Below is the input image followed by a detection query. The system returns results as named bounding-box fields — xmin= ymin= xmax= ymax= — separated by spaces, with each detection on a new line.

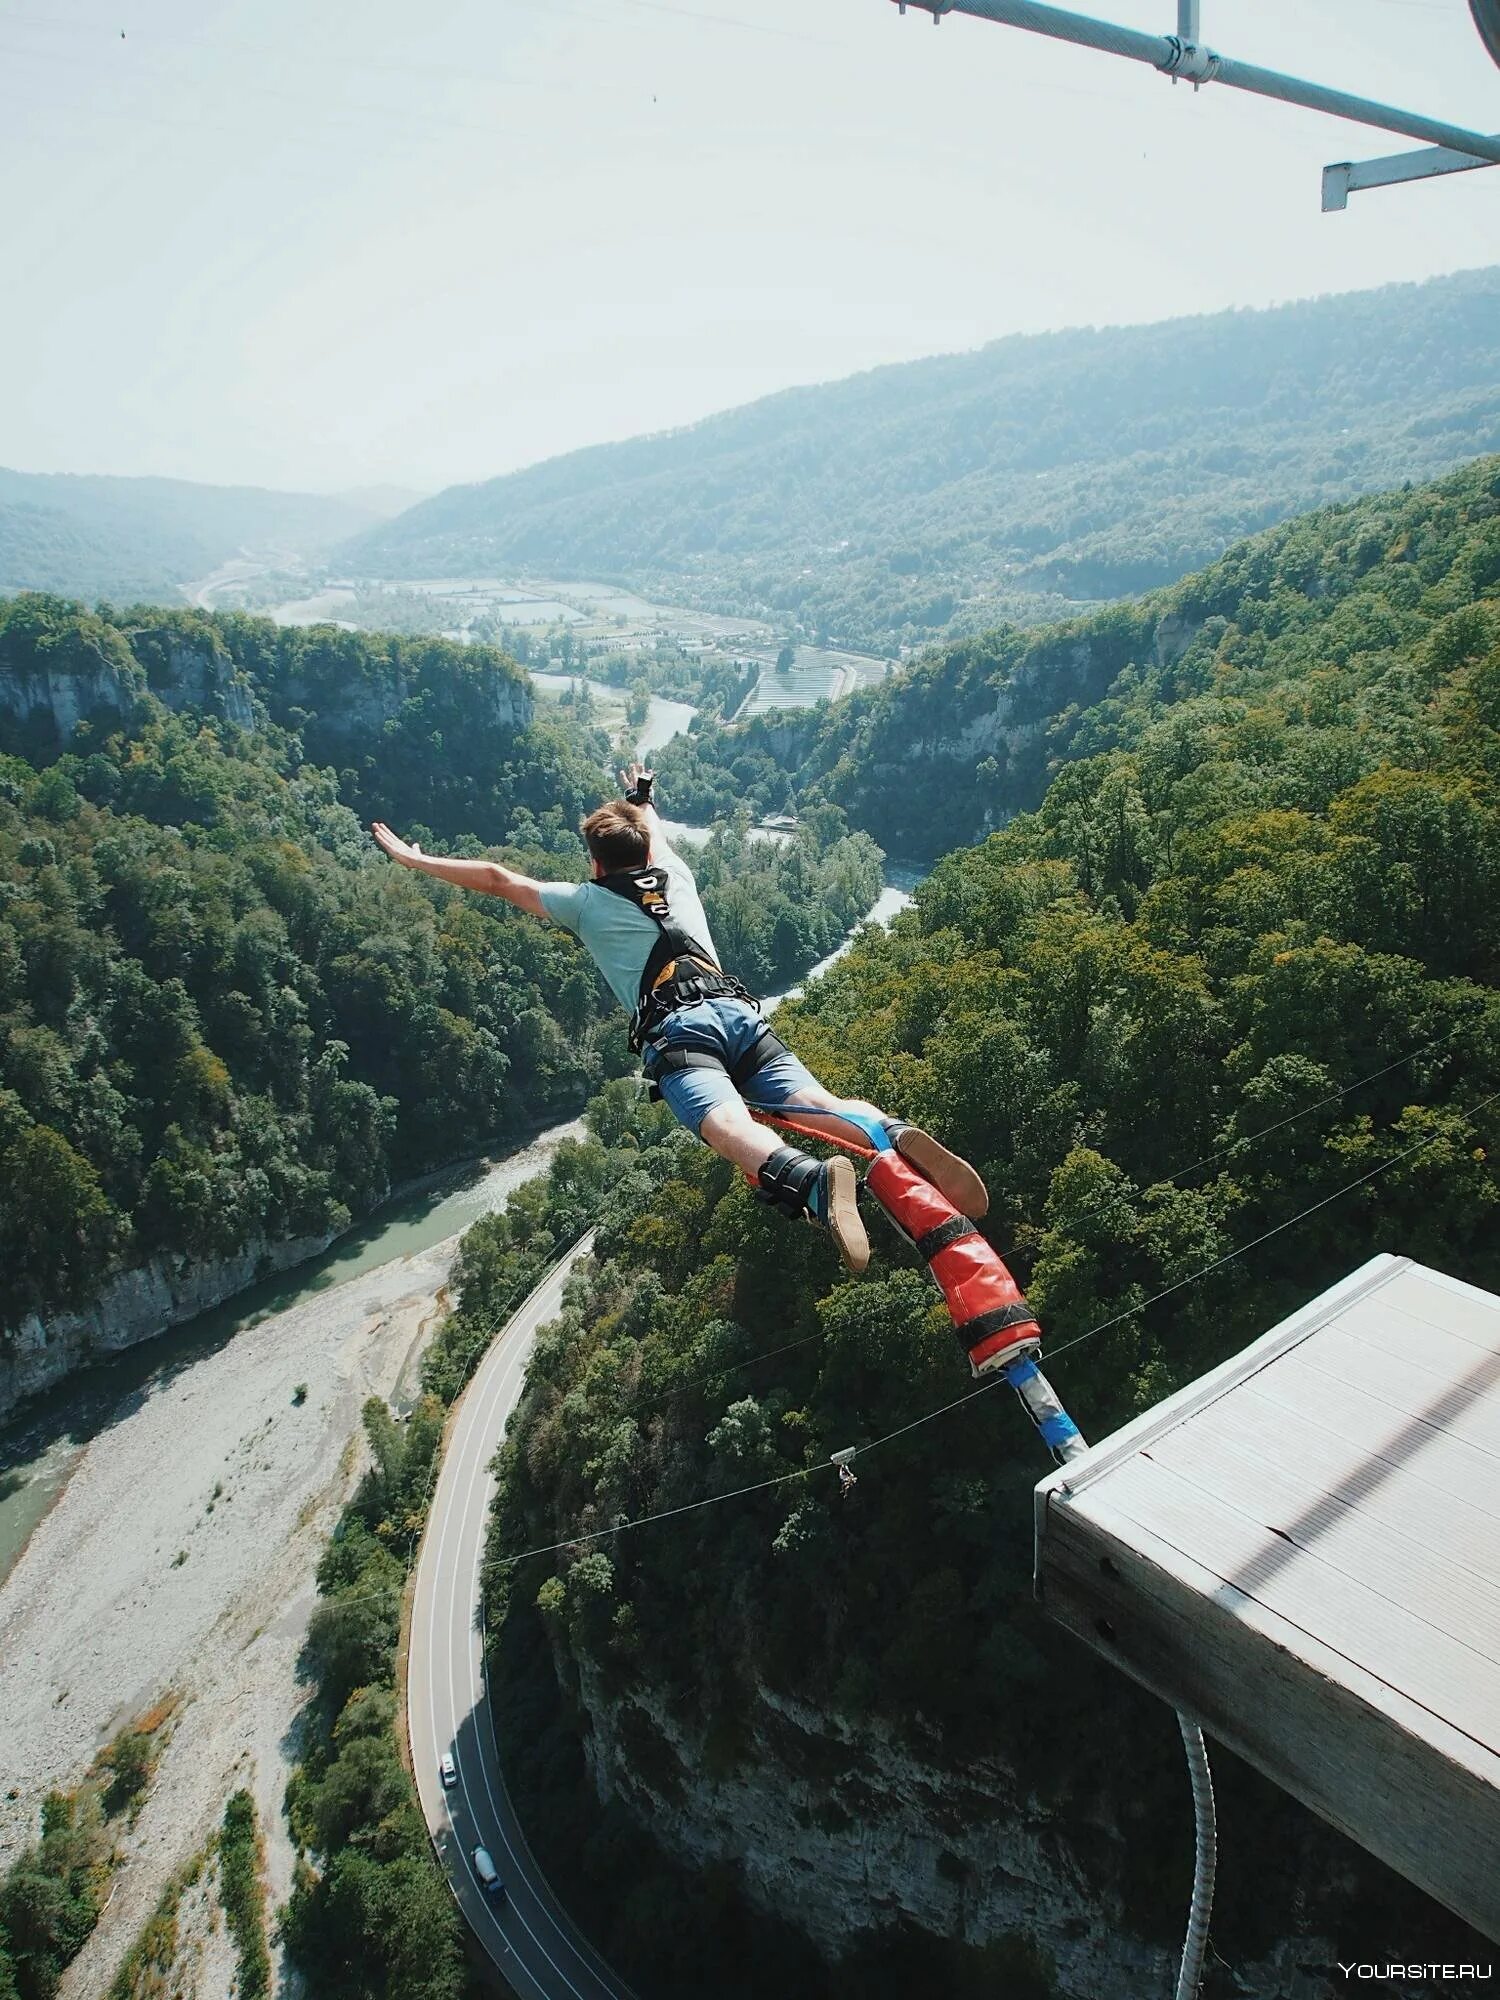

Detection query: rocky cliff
xmin=824 ymin=615 xmax=1176 ymax=855
xmin=575 ymin=1662 xmax=1339 ymax=1997
xmin=0 ymin=1229 xmax=336 ymax=1419
xmin=140 ymin=636 xmax=256 ymax=729
xmin=0 ymin=623 xmax=255 ymax=748
xmin=266 ymin=647 xmax=532 ymax=746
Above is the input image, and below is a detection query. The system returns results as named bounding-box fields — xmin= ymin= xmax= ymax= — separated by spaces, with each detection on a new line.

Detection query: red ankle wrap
xmin=866 ymin=1150 xmax=1041 ymax=1375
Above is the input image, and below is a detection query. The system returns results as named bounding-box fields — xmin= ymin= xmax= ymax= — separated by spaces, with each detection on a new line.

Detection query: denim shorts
xmin=641 ymin=997 xmax=821 ymax=1136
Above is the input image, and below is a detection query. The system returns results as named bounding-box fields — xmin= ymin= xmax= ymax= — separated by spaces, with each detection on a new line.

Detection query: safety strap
xmin=915 ymin=1215 xmax=977 ymax=1260
xmin=952 ymin=1301 xmax=1038 ymax=1347
xmin=598 ymin=864 xmax=756 ymax=1051
xmin=749 ymin=1108 xmax=877 ymax=1158
xmin=643 ymin=1028 xmax=791 ymax=1102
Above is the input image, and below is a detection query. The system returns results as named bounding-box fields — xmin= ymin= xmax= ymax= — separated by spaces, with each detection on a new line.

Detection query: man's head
xmin=582 ymin=800 xmax=650 ymax=878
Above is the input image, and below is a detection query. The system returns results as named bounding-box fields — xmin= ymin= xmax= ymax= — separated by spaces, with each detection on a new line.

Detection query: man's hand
xmin=370 ymin=820 xmax=547 ymax=918
xmin=620 ymin=763 xmax=655 ymax=807
xmin=372 ymin=822 xmax=425 ymax=867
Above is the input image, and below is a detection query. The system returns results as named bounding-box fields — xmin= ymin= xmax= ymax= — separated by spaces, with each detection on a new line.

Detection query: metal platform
xmin=1033 ymin=1254 xmax=1500 ymax=1943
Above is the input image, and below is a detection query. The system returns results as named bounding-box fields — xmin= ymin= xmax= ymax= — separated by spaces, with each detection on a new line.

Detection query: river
xmin=763 ymin=870 xmax=922 ymax=1009
xmin=527 ymin=669 xmax=695 ymax=758
xmin=0 ymin=1121 xmax=586 ymax=1585
xmin=0 ymin=852 xmax=923 ymax=1586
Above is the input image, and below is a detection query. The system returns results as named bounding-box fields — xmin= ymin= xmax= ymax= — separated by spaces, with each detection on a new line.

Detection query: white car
xmin=439 ymin=1753 xmax=457 ymax=1790
xmin=472 ymin=1846 xmax=505 ymax=1899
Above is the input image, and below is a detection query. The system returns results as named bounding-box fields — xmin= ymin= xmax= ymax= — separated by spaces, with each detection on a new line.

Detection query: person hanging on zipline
xmin=371 ymin=764 xmax=987 ymax=1274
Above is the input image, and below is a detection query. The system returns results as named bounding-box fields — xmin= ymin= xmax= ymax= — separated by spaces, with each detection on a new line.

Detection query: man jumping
xmin=371 ymin=765 xmax=987 ymax=1274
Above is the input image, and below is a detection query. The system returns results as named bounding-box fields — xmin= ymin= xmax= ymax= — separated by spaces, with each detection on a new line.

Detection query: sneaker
xmin=885 ymin=1121 xmax=989 ymax=1220
xmin=757 ymin=1145 xmax=870 ymax=1274
xmin=808 ymin=1156 xmax=870 ymax=1275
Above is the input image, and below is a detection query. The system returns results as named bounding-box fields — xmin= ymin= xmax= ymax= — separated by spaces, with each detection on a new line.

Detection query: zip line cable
xmin=1143 ymin=1026 xmax=1468 ymax=1192
xmin=980 ymin=1018 xmax=1482 ymax=1276
xmin=483 ymin=1081 xmax=1500 ymax=1569
xmin=1042 ymin=1081 xmax=1500 ymax=1362
xmin=487 ymin=1462 xmax=819 ymax=1571
xmin=531 ymin=1020 xmax=1487 ymax=1448
xmin=319 ymin=1080 xmax=1498 ymax=1621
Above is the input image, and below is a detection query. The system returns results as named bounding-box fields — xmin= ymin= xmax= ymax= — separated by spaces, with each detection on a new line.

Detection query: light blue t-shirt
xmin=540 ymin=839 xmax=721 ymax=1015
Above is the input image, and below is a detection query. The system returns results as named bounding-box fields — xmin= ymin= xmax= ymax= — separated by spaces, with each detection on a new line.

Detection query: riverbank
xmin=0 ymin=1118 xmax=589 ymax=1583
xmin=5 ymin=1236 xmax=454 ymax=1999
xmin=0 ymin=1120 xmax=585 ymax=1996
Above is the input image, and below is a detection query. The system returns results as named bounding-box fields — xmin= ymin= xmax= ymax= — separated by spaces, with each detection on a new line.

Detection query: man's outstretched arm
xmin=370 ymin=822 xmax=548 ymax=919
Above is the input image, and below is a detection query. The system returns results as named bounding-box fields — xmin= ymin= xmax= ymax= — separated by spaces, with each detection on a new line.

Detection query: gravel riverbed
xmin=0 ymin=1232 xmax=465 ymax=1997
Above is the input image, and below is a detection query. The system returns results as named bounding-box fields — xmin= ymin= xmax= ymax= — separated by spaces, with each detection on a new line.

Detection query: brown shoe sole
xmin=825 ymin=1156 xmax=870 ymax=1275
xmin=894 ymin=1127 xmax=989 ymax=1220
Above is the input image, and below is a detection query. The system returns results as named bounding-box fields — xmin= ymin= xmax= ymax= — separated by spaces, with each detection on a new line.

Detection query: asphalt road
xmin=408 ymin=1230 xmax=632 ymax=2000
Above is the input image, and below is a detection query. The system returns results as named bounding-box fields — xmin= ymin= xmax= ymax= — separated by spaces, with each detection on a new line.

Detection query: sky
xmin=2 ymin=0 xmax=1497 ymax=496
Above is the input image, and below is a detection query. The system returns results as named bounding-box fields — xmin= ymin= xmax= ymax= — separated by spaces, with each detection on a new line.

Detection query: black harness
xmin=598 ymin=865 xmax=789 ymax=1096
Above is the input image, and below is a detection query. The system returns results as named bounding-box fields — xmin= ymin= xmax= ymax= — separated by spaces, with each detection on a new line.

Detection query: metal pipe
xmin=898 ymin=0 xmax=1500 ymax=165
xmin=1323 ymin=139 xmax=1496 ymax=211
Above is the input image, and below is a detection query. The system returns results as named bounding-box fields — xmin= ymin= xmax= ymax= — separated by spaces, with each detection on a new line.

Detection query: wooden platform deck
xmin=1033 ymin=1254 xmax=1500 ymax=1942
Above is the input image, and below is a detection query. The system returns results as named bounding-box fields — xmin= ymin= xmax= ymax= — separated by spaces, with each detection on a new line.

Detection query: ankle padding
xmin=756 ymin=1144 xmax=820 ymax=1218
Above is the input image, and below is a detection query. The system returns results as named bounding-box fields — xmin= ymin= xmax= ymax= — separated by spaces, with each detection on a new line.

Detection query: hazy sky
xmin=3 ymin=0 xmax=1496 ymax=495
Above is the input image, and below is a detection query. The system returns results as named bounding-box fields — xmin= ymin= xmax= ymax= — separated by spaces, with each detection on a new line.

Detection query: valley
xmin=191 ymin=563 xmax=895 ymax=720
xmin=3 ymin=239 xmax=1498 ymax=2000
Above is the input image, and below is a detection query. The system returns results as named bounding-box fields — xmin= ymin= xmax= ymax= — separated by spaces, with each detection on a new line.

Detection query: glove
xmin=624 ymin=771 xmax=655 ymax=807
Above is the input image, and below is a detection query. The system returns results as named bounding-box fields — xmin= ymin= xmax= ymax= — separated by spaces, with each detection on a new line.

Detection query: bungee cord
xmin=487 ymin=1079 xmax=1500 ymax=1567
xmin=320 ymin=1079 xmax=1498 ymax=1620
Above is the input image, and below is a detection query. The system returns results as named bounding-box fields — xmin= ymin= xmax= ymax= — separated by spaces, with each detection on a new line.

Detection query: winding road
xmin=407 ymin=1231 xmax=632 ymax=2000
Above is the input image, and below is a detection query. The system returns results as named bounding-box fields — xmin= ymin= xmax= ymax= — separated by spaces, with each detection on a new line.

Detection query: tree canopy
xmin=481 ymin=454 xmax=1500 ymax=1994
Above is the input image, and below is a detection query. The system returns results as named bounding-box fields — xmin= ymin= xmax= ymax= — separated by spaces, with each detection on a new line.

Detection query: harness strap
xmin=598 ymin=863 xmax=759 ymax=1053
xmin=915 ymin=1215 xmax=978 ymax=1260
xmin=649 ymin=1046 xmax=728 ymax=1078
xmin=952 ymin=1301 xmax=1039 ymax=1349
xmin=643 ymin=1027 xmax=789 ymax=1104
xmin=729 ymin=1028 xmax=789 ymax=1089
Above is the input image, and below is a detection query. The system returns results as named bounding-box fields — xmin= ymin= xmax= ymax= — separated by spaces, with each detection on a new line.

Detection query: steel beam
xmin=1322 ymin=138 xmax=1499 ymax=211
xmin=896 ymin=0 xmax=1500 ymax=166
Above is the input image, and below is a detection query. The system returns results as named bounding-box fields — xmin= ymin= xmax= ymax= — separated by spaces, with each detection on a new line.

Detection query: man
xmin=371 ymin=765 xmax=986 ymax=1274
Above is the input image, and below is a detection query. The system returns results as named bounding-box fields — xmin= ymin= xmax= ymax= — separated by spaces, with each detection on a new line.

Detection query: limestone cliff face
xmin=142 ymin=639 xmax=257 ymax=729
xmin=576 ymin=1664 xmax=1333 ymax=1997
xmin=271 ymin=652 xmax=532 ymax=745
xmin=827 ymin=609 xmax=1206 ymax=854
xmin=0 ymin=635 xmax=255 ymax=743
xmin=0 ymin=648 xmax=145 ymax=742
xmin=0 ymin=1230 xmax=336 ymax=1419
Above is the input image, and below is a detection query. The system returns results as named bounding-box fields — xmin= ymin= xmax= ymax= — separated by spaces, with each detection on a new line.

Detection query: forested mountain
xmin=0 ymin=597 xmax=885 ymax=1369
xmin=344 ymin=267 xmax=1500 ymax=654
xmin=0 ymin=598 xmax=614 ymax=1349
xmin=476 ymin=460 xmax=1500 ymax=1996
xmin=658 ymin=454 xmax=1500 ymax=857
xmin=0 ymin=467 xmax=394 ymax=604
